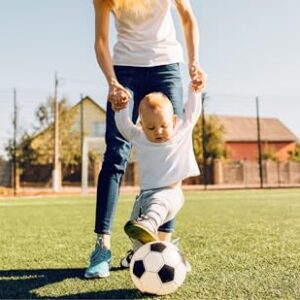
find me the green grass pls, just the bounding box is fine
[1,189,300,299]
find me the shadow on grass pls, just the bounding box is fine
[0,268,150,299]
[40,289,152,299]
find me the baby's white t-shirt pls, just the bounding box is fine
[115,86,201,190]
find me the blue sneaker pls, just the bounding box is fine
[84,239,112,279]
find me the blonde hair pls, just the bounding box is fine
[139,92,174,115]
[105,0,154,17]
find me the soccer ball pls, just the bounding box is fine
[129,241,187,295]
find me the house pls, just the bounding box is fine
[73,96,138,187]
[215,116,298,161]
[72,96,106,139]
[19,96,107,187]
[28,96,106,163]
[21,96,138,187]
[20,95,299,188]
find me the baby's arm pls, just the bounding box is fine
[184,85,202,127]
[114,105,137,141]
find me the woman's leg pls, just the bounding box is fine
[94,66,149,243]
[86,66,148,278]
[93,101,131,248]
[94,102,131,237]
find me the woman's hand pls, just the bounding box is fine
[189,63,207,93]
[108,79,131,111]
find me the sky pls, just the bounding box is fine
[0,0,300,157]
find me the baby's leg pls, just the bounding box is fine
[124,193,165,247]
[140,187,184,232]
[124,188,184,246]
[138,198,169,233]
[128,194,144,250]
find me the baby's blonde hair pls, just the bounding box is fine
[139,92,174,116]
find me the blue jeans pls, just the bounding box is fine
[95,63,183,234]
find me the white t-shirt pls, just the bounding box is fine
[115,86,201,190]
[112,0,184,66]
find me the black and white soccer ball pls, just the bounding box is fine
[129,241,187,295]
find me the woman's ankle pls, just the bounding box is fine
[97,233,111,249]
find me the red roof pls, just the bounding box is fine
[215,115,298,142]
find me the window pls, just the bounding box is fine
[92,122,105,137]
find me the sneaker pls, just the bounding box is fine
[84,239,112,279]
[120,249,134,269]
[124,220,158,244]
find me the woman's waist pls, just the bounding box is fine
[113,40,183,66]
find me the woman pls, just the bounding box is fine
[85,0,206,279]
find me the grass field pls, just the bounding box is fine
[1,189,300,299]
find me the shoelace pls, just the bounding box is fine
[90,242,109,265]
[136,214,150,222]
[126,250,134,262]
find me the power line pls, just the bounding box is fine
[206,92,300,98]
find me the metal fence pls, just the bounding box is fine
[1,87,299,193]
[0,159,11,187]
[221,160,300,186]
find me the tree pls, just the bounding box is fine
[193,115,227,162]
[6,97,81,172]
[262,142,277,161]
[30,97,81,166]
[289,143,300,162]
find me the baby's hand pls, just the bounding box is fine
[108,80,131,111]
[189,63,207,93]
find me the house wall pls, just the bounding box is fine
[275,142,296,161]
[226,141,296,161]
[73,100,106,137]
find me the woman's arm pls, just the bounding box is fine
[93,0,130,110]
[93,0,115,85]
[174,0,207,92]
[174,0,199,67]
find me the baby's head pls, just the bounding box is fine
[139,92,176,143]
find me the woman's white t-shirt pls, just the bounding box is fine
[112,0,184,67]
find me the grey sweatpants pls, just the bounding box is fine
[130,186,184,235]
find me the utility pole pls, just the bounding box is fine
[80,93,84,164]
[52,72,60,192]
[80,93,85,192]
[13,88,18,196]
[256,96,264,188]
[201,92,208,190]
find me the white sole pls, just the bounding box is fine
[84,272,110,279]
